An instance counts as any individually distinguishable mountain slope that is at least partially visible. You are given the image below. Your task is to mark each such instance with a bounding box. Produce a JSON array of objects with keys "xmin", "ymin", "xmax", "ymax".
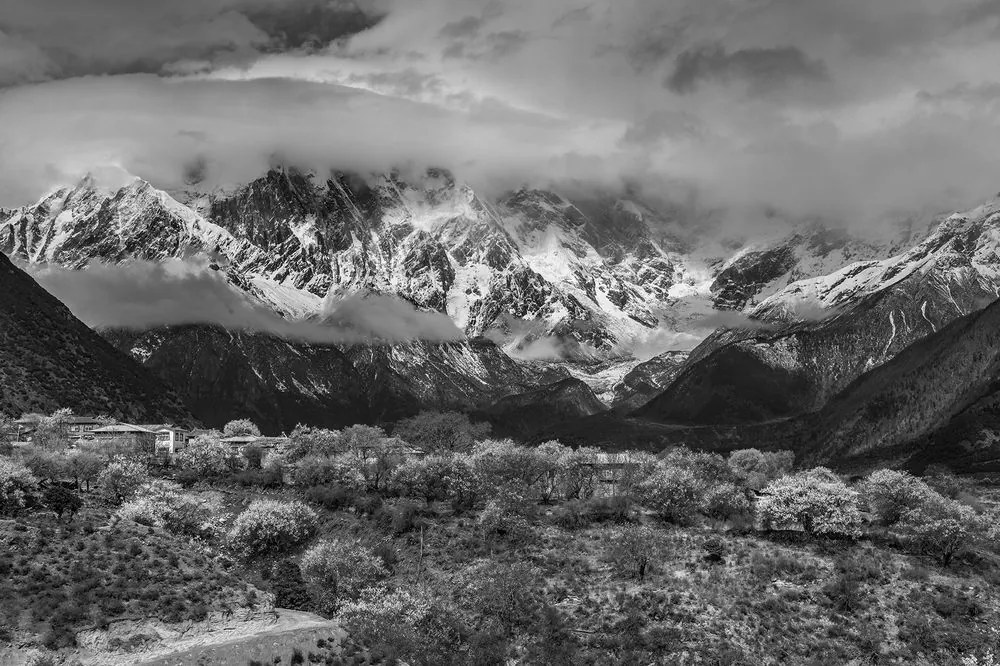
[
  {"xmin": 104, "ymin": 327, "xmax": 557, "ymax": 433},
  {"xmin": 638, "ymin": 201, "xmax": 1000, "ymax": 425},
  {"xmin": 0, "ymin": 252, "xmax": 192, "ymax": 422},
  {"xmin": 795, "ymin": 295, "xmax": 1000, "ymax": 472}
]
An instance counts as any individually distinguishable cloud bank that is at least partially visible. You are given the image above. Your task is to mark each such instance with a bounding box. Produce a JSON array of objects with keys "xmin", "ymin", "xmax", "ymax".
[
  {"xmin": 25, "ymin": 259, "xmax": 465, "ymax": 344},
  {"xmin": 1, "ymin": 0, "xmax": 999, "ymax": 232}
]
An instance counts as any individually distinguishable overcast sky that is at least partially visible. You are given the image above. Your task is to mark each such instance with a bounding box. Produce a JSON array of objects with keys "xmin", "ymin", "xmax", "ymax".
[{"xmin": 2, "ymin": 0, "xmax": 1000, "ymax": 226}]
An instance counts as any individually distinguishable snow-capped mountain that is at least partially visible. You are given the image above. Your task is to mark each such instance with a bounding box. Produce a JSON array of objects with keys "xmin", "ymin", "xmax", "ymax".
[
  {"xmin": 0, "ymin": 166, "xmax": 953, "ymax": 427},
  {"xmin": 639, "ymin": 199, "xmax": 1000, "ymax": 425}
]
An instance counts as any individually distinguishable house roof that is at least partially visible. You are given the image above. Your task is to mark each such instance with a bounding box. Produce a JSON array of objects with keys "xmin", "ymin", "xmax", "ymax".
[{"xmin": 91, "ymin": 424, "xmax": 156, "ymax": 434}]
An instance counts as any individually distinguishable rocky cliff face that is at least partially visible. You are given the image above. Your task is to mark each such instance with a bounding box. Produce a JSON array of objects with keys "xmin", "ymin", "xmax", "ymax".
[
  {"xmin": 0, "ymin": 252, "xmax": 192, "ymax": 422},
  {"xmin": 638, "ymin": 201, "xmax": 1000, "ymax": 425}
]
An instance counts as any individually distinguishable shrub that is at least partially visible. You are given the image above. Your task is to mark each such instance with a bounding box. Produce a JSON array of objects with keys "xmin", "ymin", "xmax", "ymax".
[
  {"xmin": 756, "ymin": 469, "xmax": 863, "ymax": 537},
  {"xmin": 0, "ymin": 457, "xmax": 37, "ymax": 516},
  {"xmin": 174, "ymin": 435, "xmax": 244, "ymax": 479},
  {"xmin": 227, "ymin": 499, "xmax": 318, "ymax": 558},
  {"xmin": 300, "ymin": 539, "xmax": 390, "ymax": 614},
  {"xmin": 859, "ymin": 469, "xmax": 937, "ymax": 527},
  {"xmin": 471, "ymin": 439, "xmax": 551, "ymax": 503},
  {"xmin": 285, "ymin": 426, "xmax": 342, "ymax": 462},
  {"xmin": 479, "ymin": 499, "xmax": 532, "ymax": 544},
  {"xmin": 337, "ymin": 588, "xmax": 431, "ymax": 653},
  {"xmin": 380, "ymin": 501, "xmax": 425, "ymax": 535},
  {"xmin": 607, "ymin": 525, "xmax": 660, "ymax": 581},
  {"xmin": 392, "ymin": 454, "xmax": 475, "ymax": 507},
  {"xmin": 269, "ymin": 560, "xmax": 313, "ymax": 611},
  {"xmin": 229, "ymin": 465, "xmax": 283, "ymax": 489},
  {"xmin": 294, "ymin": 455, "xmax": 365, "ymax": 490},
  {"xmin": 116, "ymin": 480, "xmax": 207, "ymax": 537},
  {"xmin": 242, "ymin": 445, "xmax": 264, "ymax": 470},
  {"xmin": 728, "ymin": 449, "xmax": 794, "ymax": 491},
  {"xmin": 555, "ymin": 446, "xmax": 601, "ymax": 501},
  {"xmin": 458, "ymin": 562, "xmax": 542, "ymax": 634},
  {"xmin": 584, "ymin": 495, "xmax": 634, "ymax": 523},
  {"xmin": 98, "ymin": 457, "xmax": 150, "ymax": 504},
  {"xmin": 701, "ymin": 482, "xmax": 752, "ymax": 521},
  {"xmin": 896, "ymin": 494, "xmax": 985, "ymax": 567},
  {"xmin": 223, "ymin": 419, "xmax": 261, "ymax": 438},
  {"xmin": 303, "ymin": 484, "xmax": 356, "ymax": 511},
  {"xmin": 639, "ymin": 465, "xmax": 705, "ymax": 525}
]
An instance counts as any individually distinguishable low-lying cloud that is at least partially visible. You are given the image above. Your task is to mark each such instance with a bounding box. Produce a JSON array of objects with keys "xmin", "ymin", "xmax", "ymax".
[{"xmin": 25, "ymin": 259, "xmax": 465, "ymax": 344}]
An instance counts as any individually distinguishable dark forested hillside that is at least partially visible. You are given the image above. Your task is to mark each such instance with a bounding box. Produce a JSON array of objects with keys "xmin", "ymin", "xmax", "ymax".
[{"xmin": 0, "ymin": 253, "xmax": 192, "ymax": 422}]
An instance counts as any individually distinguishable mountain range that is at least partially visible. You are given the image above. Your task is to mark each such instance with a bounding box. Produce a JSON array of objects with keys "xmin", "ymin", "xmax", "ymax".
[{"xmin": 3, "ymin": 168, "xmax": 1000, "ymax": 472}]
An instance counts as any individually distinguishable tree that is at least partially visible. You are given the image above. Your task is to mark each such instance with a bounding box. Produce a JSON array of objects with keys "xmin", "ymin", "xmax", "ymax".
[
  {"xmin": 0, "ymin": 457, "xmax": 38, "ymax": 516},
  {"xmin": 896, "ymin": 494, "xmax": 985, "ymax": 567},
  {"xmin": 393, "ymin": 411, "xmax": 490, "ymax": 453},
  {"xmin": 286, "ymin": 426, "xmax": 342, "ymax": 461},
  {"xmin": 859, "ymin": 469, "xmax": 938, "ymax": 527},
  {"xmin": 392, "ymin": 454, "xmax": 476, "ymax": 507},
  {"xmin": 44, "ymin": 486, "xmax": 82, "ymax": 522},
  {"xmin": 702, "ymin": 482, "xmax": 752, "ymax": 521},
  {"xmin": 98, "ymin": 456, "xmax": 151, "ymax": 504},
  {"xmin": 472, "ymin": 439, "xmax": 550, "ymax": 503},
  {"xmin": 30, "ymin": 408, "xmax": 74, "ymax": 451},
  {"xmin": 639, "ymin": 464, "xmax": 705, "ymax": 525},
  {"xmin": 340, "ymin": 425, "xmax": 401, "ymax": 492},
  {"xmin": 223, "ymin": 419, "xmax": 261, "ymax": 438},
  {"xmin": 242, "ymin": 445, "xmax": 264, "ymax": 470},
  {"xmin": 300, "ymin": 539, "xmax": 389, "ymax": 614},
  {"xmin": 756, "ymin": 470, "xmax": 864, "ymax": 537},
  {"xmin": 23, "ymin": 451, "xmax": 66, "ymax": 485},
  {"xmin": 227, "ymin": 499, "xmax": 318, "ymax": 558},
  {"xmin": 174, "ymin": 433, "xmax": 244, "ymax": 479},
  {"xmin": 555, "ymin": 446, "xmax": 601, "ymax": 501},
  {"xmin": 66, "ymin": 450, "xmax": 104, "ymax": 491},
  {"xmin": 607, "ymin": 525, "xmax": 660, "ymax": 581}
]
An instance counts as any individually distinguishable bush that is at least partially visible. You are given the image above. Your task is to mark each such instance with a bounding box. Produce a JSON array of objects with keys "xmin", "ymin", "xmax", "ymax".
[
  {"xmin": 116, "ymin": 480, "xmax": 207, "ymax": 537},
  {"xmin": 859, "ymin": 469, "xmax": 937, "ymax": 527},
  {"xmin": 223, "ymin": 419, "xmax": 261, "ymax": 438},
  {"xmin": 227, "ymin": 499, "xmax": 318, "ymax": 558},
  {"xmin": 294, "ymin": 455, "xmax": 365, "ymax": 490},
  {"xmin": 896, "ymin": 494, "xmax": 985, "ymax": 566},
  {"xmin": 639, "ymin": 465, "xmax": 704, "ymax": 525},
  {"xmin": 0, "ymin": 457, "xmax": 37, "ymax": 515},
  {"xmin": 380, "ymin": 501, "xmax": 425, "ymax": 536},
  {"xmin": 174, "ymin": 435, "xmax": 244, "ymax": 480},
  {"xmin": 392, "ymin": 454, "xmax": 476, "ymax": 507},
  {"xmin": 43, "ymin": 486, "xmax": 82, "ymax": 521},
  {"xmin": 269, "ymin": 560, "xmax": 313, "ymax": 611},
  {"xmin": 701, "ymin": 482, "xmax": 752, "ymax": 521},
  {"xmin": 300, "ymin": 539, "xmax": 390, "ymax": 614},
  {"xmin": 756, "ymin": 469, "xmax": 863, "ymax": 537},
  {"xmin": 98, "ymin": 457, "xmax": 150, "ymax": 504},
  {"xmin": 304, "ymin": 484, "xmax": 356, "ymax": 511},
  {"xmin": 607, "ymin": 525, "xmax": 660, "ymax": 581},
  {"xmin": 229, "ymin": 465, "xmax": 283, "ymax": 489},
  {"xmin": 584, "ymin": 496, "xmax": 634, "ymax": 523},
  {"xmin": 479, "ymin": 500, "xmax": 532, "ymax": 544},
  {"xmin": 728, "ymin": 449, "xmax": 794, "ymax": 491}
]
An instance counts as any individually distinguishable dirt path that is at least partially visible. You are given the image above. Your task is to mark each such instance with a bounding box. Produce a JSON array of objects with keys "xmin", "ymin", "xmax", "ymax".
[{"xmin": 80, "ymin": 610, "xmax": 344, "ymax": 666}]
